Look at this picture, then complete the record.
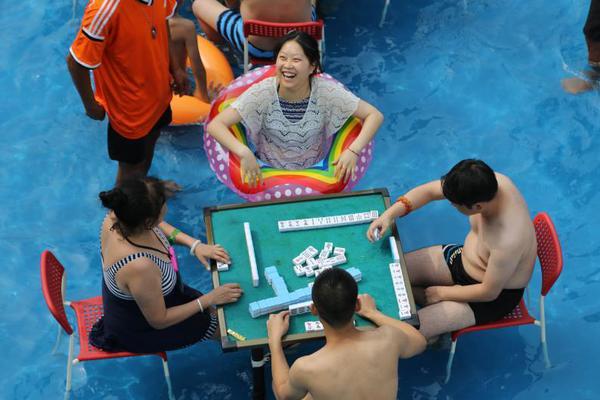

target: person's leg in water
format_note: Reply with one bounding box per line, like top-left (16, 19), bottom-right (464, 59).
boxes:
top-left (562, 0), bottom-right (600, 94)
top-left (116, 127), bottom-right (161, 185)
top-left (169, 15), bottom-right (217, 101)
top-left (192, 0), bottom-right (230, 43)
top-left (404, 246), bottom-right (476, 341)
top-left (115, 108), bottom-right (171, 185)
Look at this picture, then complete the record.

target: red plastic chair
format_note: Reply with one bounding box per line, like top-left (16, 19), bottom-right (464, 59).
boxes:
top-left (40, 250), bottom-right (175, 400)
top-left (242, 19), bottom-right (325, 73)
top-left (444, 212), bottom-right (563, 383)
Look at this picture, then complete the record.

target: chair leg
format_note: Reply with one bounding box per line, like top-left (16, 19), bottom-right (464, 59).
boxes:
top-left (539, 296), bottom-right (551, 368)
top-left (64, 334), bottom-right (75, 400)
top-left (379, 0), bottom-right (391, 28)
top-left (161, 358), bottom-right (175, 400)
top-left (444, 339), bottom-right (457, 384)
top-left (243, 39), bottom-right (249, 74)
top-left (52, 325), bottom-right (63, 355)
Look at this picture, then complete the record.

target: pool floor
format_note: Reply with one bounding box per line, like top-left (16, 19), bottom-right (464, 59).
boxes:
top-left (0, 0), bottom-right (598, 398)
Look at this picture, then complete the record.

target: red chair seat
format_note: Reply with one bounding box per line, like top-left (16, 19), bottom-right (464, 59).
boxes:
top-left (69, 296), bottom-right (167, 362)
top-left (451, 299), bottom-right (536, 341)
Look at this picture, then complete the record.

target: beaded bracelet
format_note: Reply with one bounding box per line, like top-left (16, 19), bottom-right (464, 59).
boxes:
top-left (168, 228), bottom-right (181, 244)
top-left (395, 195), bottom-right (413, 215)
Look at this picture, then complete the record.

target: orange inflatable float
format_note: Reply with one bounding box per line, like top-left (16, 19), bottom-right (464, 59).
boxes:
top-left (170, 36), bottom-right (234, 125)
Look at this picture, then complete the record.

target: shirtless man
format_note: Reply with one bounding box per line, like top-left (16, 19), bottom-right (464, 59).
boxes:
top-left (192, 0), bottom-right (316, 61)
top-left (266, 268), bottom-right (426, 400)
top-left (366, 159), bottom-right (537, 339)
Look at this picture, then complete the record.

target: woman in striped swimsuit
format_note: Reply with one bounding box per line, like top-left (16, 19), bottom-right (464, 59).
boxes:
top-left (90, 177), bottom-right (243, 353)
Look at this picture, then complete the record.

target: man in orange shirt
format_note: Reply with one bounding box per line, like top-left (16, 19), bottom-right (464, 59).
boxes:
top-left (67, 0), bottom-right (187, 183)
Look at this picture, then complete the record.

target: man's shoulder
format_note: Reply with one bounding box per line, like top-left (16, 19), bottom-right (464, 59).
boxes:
top-left (84, 0), bottom-right (124, 16)
top-left (368, 324), bottom-right (403, 341)
top-left (289, 354), bottom-right (316, 382)
top-left (81, 0), bottom-right (124, 39)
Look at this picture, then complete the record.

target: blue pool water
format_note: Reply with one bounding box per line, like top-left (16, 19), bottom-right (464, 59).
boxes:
top-left (1, 0), bottom-right (598, 398)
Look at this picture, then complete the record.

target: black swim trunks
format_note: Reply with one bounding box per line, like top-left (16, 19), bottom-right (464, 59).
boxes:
top-left (442, 244), bottom-right (524, 325)
top-left (107, 106), bottom-right (172, 164)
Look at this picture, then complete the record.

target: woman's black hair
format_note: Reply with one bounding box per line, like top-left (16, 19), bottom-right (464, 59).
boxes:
top-left (99, 176), bottom-right (173, 237)
top-left (273, 30), bottom-right (322, 75)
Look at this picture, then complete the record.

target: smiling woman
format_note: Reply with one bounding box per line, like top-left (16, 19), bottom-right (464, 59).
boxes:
top-left (205, 30), bottom-right (384, 189)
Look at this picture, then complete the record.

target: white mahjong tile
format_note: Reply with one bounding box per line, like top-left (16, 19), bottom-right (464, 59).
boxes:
top-left (306, 246), bottom-right (319, 257)
top-left (333, 247), bottom-right (346, 255)
top-left (293, 255), bottom-right (305, 265)
top-left (334, 255), bottom-right (347, 265)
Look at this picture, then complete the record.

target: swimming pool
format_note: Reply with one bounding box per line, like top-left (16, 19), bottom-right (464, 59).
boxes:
top-left (1, 0), bottom-right (598, 398)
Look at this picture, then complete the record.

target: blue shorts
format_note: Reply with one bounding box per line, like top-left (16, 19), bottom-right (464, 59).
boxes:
top-left (216, 6), bottom-right (317, 60)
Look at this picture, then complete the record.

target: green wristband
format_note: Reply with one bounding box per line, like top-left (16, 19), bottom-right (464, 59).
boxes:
top-left (168, 228), bottom-right (181, 244)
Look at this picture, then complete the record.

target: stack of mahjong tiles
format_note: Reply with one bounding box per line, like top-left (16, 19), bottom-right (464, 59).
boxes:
top-left (292, 243), bottom-right (347, 278)
top-left (278, 210), bottom-right (379, 232)
top-left (389, 262), bottom-right (411, 319)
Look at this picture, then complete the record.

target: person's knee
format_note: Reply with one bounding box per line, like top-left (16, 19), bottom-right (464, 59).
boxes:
top-left (193, 0), bottom-right (224, 23)
top-left (182, 18), bottom-right (196, 35)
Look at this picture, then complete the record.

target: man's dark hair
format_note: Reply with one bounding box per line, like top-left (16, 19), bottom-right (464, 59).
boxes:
top-left (441, 159), bottom-right (498, 208)
top-left (312, 268), bottom-right (357, 328)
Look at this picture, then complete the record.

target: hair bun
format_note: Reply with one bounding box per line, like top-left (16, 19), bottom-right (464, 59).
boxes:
top-left (99, 188), bottom-right (128, 210)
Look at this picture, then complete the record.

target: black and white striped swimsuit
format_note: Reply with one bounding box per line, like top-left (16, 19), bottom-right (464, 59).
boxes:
top-left (90, 226), bottom-right (217, 353)
top-left (102, 228), bottom-right (177, 300)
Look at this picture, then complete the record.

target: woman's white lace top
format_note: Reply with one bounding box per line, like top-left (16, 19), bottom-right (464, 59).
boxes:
top-left (231, 76), bottom-right (359, 169)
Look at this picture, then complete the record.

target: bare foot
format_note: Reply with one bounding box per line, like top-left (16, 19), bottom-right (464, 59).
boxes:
top-left (561, 77), bottom-right (594, 94)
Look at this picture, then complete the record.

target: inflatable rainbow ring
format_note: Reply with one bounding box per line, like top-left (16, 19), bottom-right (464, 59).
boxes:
top-left (204, 65), bottom-right (373, 202)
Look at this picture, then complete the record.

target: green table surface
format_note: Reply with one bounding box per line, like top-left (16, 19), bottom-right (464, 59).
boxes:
top-left (204, 189), bottom-right (418, 349)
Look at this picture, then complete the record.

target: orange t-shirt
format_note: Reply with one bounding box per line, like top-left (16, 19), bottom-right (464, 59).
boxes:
top-left (70, 0), bottom-right (177, 139)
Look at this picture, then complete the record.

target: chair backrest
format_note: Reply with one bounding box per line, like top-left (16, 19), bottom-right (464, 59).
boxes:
top-left (243, 19), bottom-right (324, 41)
top-left (533, 212), bottom-right (563, 296)
top-left (40, 250), bottom-right (74, 335)
top-left (242, 19), bottom-right (325, 73)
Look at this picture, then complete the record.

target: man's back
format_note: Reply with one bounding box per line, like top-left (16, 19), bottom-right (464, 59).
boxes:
top-left (241, 0), bottom-right (314, 50)
top-left (291, 327), bottom-right (401, 400)
top-left (241, 0), bottom-right (313, 22)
